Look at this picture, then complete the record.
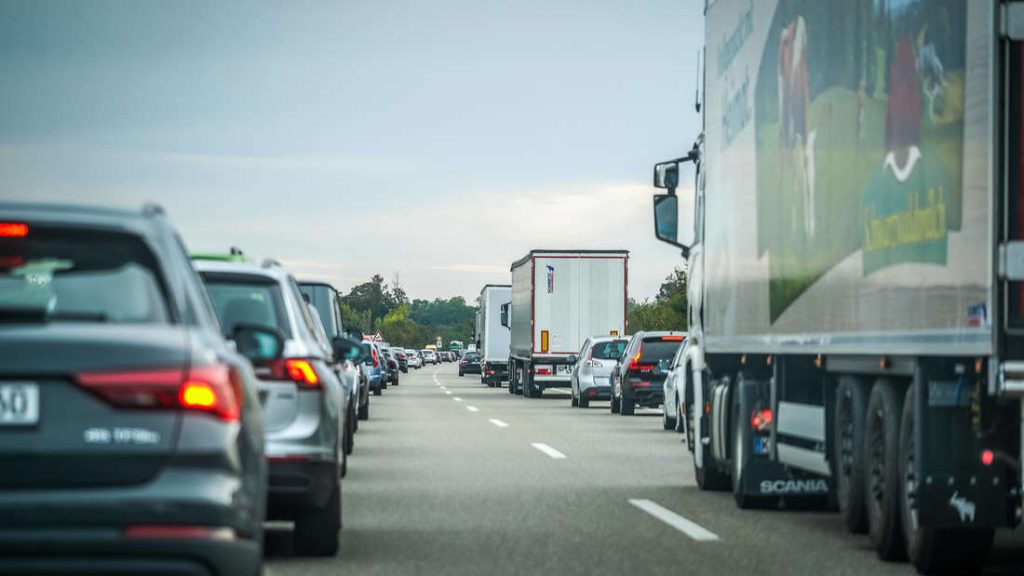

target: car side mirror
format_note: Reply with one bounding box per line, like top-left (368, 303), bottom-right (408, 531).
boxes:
top-left (233, 324), bottom-right (284, 363)
top-left (566, 355), bottom-right (577, 365)
top-left (332, 336), bottom-right (362, 363)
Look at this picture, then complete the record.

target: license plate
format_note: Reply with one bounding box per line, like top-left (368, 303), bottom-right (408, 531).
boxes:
top-left (556, 365), bottom-right (571, 375)
top-left (0, 382), bottom-right (40, 426)
top-left (753, 436), bottom-right (771, 455)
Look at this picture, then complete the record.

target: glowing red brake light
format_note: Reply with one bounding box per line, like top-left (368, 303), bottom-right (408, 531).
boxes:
top-left (661, 335), bottom-right (685, 341)
top-left (0, 223), bottom-right (28, 237)
top-left (981, 450), bottom-right (995, 466)
top-left (76, 364), bottom-right (241, 421)
top-left (628, 347), bottom-right (642, 371)
top-left (371, 348), bottom-right (380, 367)
top-left (751, 408), bottom-right (773, 432)
top-left (285, 359), bottom-right (319, 386)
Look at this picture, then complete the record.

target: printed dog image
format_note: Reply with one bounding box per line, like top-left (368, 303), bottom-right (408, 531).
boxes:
top-left (777, 16), bottom-right (816, 237)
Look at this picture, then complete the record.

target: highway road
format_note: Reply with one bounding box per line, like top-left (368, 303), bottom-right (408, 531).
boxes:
top-left (264, 364), bottom-right (1024, 576)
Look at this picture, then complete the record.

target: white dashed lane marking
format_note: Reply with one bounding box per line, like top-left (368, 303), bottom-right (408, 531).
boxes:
top-left (489, 419), bottom-right (509, 428)
top-left (628, 499), bottom-right (720, 542)
top-left (467, 406), bottom-right (479, 412)
top-left (531, 442), bottom-right (567, 460)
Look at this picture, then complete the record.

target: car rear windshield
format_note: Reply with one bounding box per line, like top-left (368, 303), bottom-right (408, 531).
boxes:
top-left (0, 226), bottom-right (171, 323)
top-left (639, 337), bottom-right (684, 362)
top-left (591, 339), bottom-right (627, 360)
top-left (464, 353), bottom-right (480, 361)
top-left (201, 273), bottom-right (292, 338)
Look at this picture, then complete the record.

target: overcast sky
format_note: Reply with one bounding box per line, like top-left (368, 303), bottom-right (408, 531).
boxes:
top-left (0, 0), bottom-right (704, 302)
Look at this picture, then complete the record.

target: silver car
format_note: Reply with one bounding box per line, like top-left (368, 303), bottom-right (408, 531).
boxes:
top-left (196, 258), bottom-right (349, 557)
top-left (570, 336), bottom-right (628, 408)
top-left (661, 337), bottom-right (689, 431)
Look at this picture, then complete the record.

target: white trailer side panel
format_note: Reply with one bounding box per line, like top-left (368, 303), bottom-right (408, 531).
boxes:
top-left (480, 286), bottom-right (512, 363)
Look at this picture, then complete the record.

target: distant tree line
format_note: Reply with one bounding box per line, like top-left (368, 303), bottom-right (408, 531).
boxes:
top-left (627, 267), bottom-right (688, 333)
top-left (337, 274), bottom-right (476, 349)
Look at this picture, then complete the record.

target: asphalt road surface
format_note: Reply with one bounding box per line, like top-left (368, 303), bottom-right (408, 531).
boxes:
top-left (265, 364), bottom-right (1024, 576)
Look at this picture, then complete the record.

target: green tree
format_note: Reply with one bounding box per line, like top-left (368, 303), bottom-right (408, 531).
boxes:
top-left (628, 267), bottom-right (688, 333)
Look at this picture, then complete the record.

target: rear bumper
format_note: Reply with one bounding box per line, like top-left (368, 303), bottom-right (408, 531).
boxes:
top-left (267, 459), bottom-right (336, 514)
top-left (0, 530), bottom-right (260, 576)
top-left (580, 385), bottom-right (611, 400)
top-left (460, 365), bottom-right (482, 374)
top-left (623, 383), bottom-right (664, 405)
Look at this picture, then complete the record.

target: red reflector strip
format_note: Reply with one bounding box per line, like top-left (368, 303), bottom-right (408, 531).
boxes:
top-left (124, 525), bottom-right (235, 541)
top-left (981, 450), bottom-right (995, 466)
top-left (0, 223), bottom-right (29, 237)
top-left (633, 382), bottom-right (651, 387)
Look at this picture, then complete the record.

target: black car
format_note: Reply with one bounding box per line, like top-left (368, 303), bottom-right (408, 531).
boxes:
top-left (0, 202), bottom-right (277, 576)
top-left (610, 331), bottom-right (686, 416)
top-left (459, 352), bottom-right (483, 376)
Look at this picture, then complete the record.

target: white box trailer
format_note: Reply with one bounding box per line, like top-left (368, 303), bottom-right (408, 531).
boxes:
top-left (478, 285), bottom-right (512, 387)
top-left (648, 1), bottom-right (1024, 572)
top-left (507, 250), bottom-right (628, 398)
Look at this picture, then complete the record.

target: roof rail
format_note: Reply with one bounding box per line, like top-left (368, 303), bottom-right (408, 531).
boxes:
top-left (142, 203), bottom-right (165, 217)
top-left (262, 258), bottom-right (282, 269)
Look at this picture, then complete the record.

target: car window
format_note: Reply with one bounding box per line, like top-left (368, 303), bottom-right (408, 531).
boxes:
top-left (201, 274), bottom-right (292, 338)
top-left (288, 277), bottom-right (318, 337)
top-left (0, 226), bottom-right (171, 324)
top-left (592, 339), bottom-right (627, 360)
top-left (639, 336), bottom-right (685, 362)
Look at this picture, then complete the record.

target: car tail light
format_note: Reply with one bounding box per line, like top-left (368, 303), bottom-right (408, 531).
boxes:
top-left (662, 335), bottom-right (685, 341)
top-left (751, 408), bottom-right (772, 432)
top-left (487, 369), bottom-right (495, 375)
top-left (371, 348), bottom-right (380, 367)
top-left (0, 222), bottom-right (29, 237)
top-left (628, 345), bottom-right (654, 372)
top-left (76, 364), bottom-right (242, 421)
top-left (981, 450), bottom-right (995, 466)
top-left (264, 358), bottom-right (321, 388)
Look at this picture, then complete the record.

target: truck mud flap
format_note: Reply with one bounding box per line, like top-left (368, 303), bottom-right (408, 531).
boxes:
top-left (738, 454), bottom-right (830, 499)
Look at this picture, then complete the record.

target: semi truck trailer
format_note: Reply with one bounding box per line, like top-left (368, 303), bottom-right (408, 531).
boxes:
top-left (478, 284), bottom-right (512, 387)
top-left (650, 1), bottom-right (1023, 573)
top-left (506, 250), bottom-right (628, 398)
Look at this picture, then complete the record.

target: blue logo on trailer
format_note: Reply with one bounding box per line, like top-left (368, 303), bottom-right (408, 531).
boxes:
top-left (546, 265), bottom-right (555, 294)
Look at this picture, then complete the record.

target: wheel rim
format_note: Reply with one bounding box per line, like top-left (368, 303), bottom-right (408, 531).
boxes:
top-left (902, 405), bottom-right (919, 534)
top-left (733, 416), bottom-right (743, 492)
top-left (838, 390), bottom-right (854, 505)
top-left (868, 407), bottom-right (886, 505)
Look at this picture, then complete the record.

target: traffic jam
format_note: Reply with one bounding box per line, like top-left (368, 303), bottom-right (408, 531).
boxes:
top-left (4, 1), bottom-right (1024, 575)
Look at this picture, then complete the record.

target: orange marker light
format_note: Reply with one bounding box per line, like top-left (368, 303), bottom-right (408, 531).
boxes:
top-left (0, 223), bottom-right (29, 237)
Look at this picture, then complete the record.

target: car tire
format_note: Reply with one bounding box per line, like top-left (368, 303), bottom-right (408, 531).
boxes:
top-left (372, 386), bottom-right (382, 396)
top-left (293, 480), bottom-right (341, 557)
top-left (620, 397), bottom-right (635, 416)
top-left (578, 393), bottom-right (590, 409)
top-left (571, 385), bottom-right (579, 407)
top-left (610, 389), bottom-right (621, 413)
top-left (662, 403), bottom-right (675, 430)
top-left (358, 398), bottom-right (369, 421)
top-left (865, 379), bottom-right (906, 562)
top-left (674, 394), bottom-right (686, 433)
top-left (459, 370), bottom-right (464, 377)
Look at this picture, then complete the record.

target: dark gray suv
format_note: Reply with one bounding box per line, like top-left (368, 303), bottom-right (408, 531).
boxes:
top-left (0, 203), bottom-right (274, 576)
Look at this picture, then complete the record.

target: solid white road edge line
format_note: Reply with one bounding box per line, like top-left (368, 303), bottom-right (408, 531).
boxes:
top-left (628, 499), bottom-right (720, 542)
top-left (489, 419), bottom-right (509, 428)
top-left (467, 406), bottom-right (479, 412)
top-left (531, 442), bottom-right (567, 460)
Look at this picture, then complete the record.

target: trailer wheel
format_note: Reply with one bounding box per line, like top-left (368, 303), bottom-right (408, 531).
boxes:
top-left (835, 376), bottom-right (869, 534)
top-left (865, 379), bottom-right (906, 561)
top-left (898, 386), bottom-right (993, 574)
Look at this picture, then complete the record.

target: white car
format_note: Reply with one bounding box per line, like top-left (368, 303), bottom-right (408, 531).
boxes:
top-left (421, 349), bottom-right (438, 364)
top-left (406, 350), bottom-right (423, 369)
top-left (661, 338), bottom-right (689, 431)
top-left (570, 336), bottom-right (628, 408)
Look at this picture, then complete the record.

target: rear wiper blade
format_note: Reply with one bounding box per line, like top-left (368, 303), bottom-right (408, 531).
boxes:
top-left (0, 307), bottom-right (48, 323)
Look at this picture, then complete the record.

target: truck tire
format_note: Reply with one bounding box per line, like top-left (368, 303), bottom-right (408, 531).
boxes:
top-left (898, 386), bottom-right (993, 574)
top-left (835, 375), bottom-right (869, 534)
top-left (732, 402), bottom-right (775, 509)
top-left (620, 397), bottom-right (635, 416)
top-left (692, 400), bottom-right (728, 491)
top-left (293, 480), bottom-right (341, 557)
top-left (865, 379), bottom-right (906, 561)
